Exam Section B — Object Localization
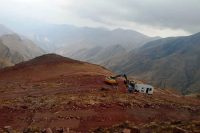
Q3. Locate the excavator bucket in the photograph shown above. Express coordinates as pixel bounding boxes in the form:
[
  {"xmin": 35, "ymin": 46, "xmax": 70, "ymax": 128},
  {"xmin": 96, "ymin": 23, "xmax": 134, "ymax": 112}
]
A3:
[{"xmin": 104, "ymin": 76, "xmax": 118, "ymax": 85}]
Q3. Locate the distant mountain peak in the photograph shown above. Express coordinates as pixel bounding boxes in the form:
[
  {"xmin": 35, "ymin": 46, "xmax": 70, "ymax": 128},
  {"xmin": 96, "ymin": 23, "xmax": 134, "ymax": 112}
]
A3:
[
  {"xmin": 112, "ymin": 28, "xmax": 146, "ymax": 35},
  {"xmin": 191, "ymin": 32, "xmax": 200, "ymax": 38}
]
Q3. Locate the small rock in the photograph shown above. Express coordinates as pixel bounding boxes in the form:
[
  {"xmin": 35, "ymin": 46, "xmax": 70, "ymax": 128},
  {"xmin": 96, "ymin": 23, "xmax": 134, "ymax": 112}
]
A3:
[
  {"xmin": 46, "ymin": 128, "xmax": 53, "ymax": 133},
  {"xmin": 56, "ymin": 127, "xmax": 64, "ymax": 133},
  {"xmin": 66, "ymin": 128, "xmax": 70, "ymax": 133},
  {"xmin": 124, "ymin": 120, "xmax": 130, "ymax": 126},
  {"xmin": 171, "ymin": 120, "xmax": 182, "ymax": 125},
  {"xmin": 122, "ymin": 128, "xmax": 131, "ymax": 133},
  {"xmin": 144, "ymin": 103, "xmax": 151, "ymax": 108},
  {"xmin": 100, "ymin": 87, "xmax": 110, "ymax": 91},
  {"xmin": 173, "ymin": 127, "xmax": 187, "ymax": 133},
  {"xmin": 21, "ymin": 105, "xmax": 28, "ymax": 109},
  {"xmin": 94, "ymin": 127, "xmax": 105, "ymax": 132},
  {"xmin": 23, "ymin": 128, "xmax": 30, "ymax": 133},
  {"xmin": 3, "ymin": 126, "xmax": 13, "ymax": 133},
  {"xmin": 41, "ymin": 129, "xmax": 47, "ymax": 133},
  {"xmin": 130, "ymin": 127, "xmax": 140, "ymax": 133}
]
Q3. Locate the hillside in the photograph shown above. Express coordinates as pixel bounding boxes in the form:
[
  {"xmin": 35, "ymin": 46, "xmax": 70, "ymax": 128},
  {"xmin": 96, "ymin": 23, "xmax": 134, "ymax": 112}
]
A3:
[
  {"xmin": 0, "ymin": 54, "xmax": 112, "ymax": 81},
  {"xmin": 0, "ymin": 54, "xmax": 200, "ymax": 132},
  {"xmin": 109, "ymin": 32, "xmax": 200, "ymax": 94},
  {"xmin": 0, "ymin": 41, "xmax": 24, "ymax": 68},
  {"xmin": 0, "ymin": 34, "xmax": 44, "ymax": 68},
  {"xmin": 62, "ymin": 44, "xmax": 127, "ymax": 65}
]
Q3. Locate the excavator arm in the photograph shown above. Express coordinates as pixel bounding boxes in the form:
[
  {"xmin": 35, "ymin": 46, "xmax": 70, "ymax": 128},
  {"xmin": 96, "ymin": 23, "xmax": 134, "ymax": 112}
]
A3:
[
  {"xmin": 110, "ymin": 74, "xmax": 125, "ymax": 79},
  {"xmin": 105, "ymin": 74, "xmax": 128, "ymax": 85},
  {"xmin": 104, "ymin": 74, "xmax": 136, "ymax": 93}
]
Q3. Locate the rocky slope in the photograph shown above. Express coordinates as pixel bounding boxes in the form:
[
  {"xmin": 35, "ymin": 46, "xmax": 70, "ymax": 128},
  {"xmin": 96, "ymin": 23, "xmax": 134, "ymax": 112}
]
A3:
[
  {"xmin": 108, "ymin": 32, "xmax": 200, "ymax": 94},
  {"xmin": 0, "ymin": 54, "xmax": 200, "ymax": 132}
]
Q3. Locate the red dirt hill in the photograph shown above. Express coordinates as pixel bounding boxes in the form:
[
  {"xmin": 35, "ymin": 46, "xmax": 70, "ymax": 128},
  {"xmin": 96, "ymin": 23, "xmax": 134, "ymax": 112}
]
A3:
[
  {"xmin": 0, "ymin": 54, "xmax": 200, "ymax": 132},
  {"xmin": 0, "ymin": 54, "xmax": 112, "ymax": 81}
]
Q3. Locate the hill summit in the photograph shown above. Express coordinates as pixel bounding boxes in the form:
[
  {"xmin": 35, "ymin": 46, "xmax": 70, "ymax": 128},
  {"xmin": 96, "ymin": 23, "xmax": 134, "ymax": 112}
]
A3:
[
  {"xmin": 0, "ymin": 54, "xmax": 112, "ymax": 81},
  {"xmin": 15, "ymin": 53, "xmax": 82, "ymax": 67}
]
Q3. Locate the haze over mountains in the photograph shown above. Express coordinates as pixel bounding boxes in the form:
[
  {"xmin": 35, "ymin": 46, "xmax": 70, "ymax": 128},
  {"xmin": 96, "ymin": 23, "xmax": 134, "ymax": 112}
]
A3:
[
  {"xmin": 0, "ymin": 25, "xmax": 44, "ymax": 68},
  {"xmin": 109, "ymin": 32, "xmax": 200, "ymax": 94},
  {"xmin": 1, "ymin": 23, "xmax": 200, "ymax": 94},
  {"xmin": 1, "ymin": 0, "xmax": 200, "ymax": 132},
  {"xmin": 12, "ymin": 23, "xmax": 160, "ymax": 52},
  {"xmin": 0, "ymin": 24, "xmax": 13, "ymax": 36},
  {"xmin": 10, "ymin": 23, "xmax": 159, "ymax": 65}
]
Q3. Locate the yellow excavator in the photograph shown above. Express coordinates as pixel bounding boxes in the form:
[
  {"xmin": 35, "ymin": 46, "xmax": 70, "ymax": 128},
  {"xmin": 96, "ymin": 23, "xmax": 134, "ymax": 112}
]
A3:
[{"xmin": 105, "ymin": 74, "xmax": 136, "ymax": 93}]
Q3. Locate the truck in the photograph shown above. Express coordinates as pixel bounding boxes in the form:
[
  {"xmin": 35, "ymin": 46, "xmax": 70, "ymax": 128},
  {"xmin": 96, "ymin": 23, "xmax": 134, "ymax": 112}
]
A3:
[{"xmin": 135, "ymin": 84, "xmax": 154, "ymax": 94}]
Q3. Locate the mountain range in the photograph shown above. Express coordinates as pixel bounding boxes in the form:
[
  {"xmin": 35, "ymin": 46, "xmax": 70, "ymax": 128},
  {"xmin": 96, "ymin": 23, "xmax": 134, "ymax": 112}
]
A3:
[
  {"xmin": 10, "ymin": 23, "xmax": 159, "ymax": 64},
  {"xmin": 0, "ymin": 23, "xmax": 200, "ymax": 131},
  {"xmin": 108, "ymin": 32, "xmax": 200, "ymax": 94},
  {"xmin": 1, "ymin": 23, "xmax": 200, "ymax": 94}
]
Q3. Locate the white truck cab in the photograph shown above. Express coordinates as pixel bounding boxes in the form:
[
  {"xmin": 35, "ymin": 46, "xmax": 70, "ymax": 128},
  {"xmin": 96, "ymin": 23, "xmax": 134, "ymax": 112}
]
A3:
[{"xmin": 135, "ymin": 84, "xmax": 154, "ymax": 94}]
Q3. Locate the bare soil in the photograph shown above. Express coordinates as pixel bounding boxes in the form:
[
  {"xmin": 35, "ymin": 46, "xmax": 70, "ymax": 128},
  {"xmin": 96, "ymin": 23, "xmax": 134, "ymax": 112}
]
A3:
[{"xmin": 0, "ymin": 54, "xmax": 200, "ymax": 132}]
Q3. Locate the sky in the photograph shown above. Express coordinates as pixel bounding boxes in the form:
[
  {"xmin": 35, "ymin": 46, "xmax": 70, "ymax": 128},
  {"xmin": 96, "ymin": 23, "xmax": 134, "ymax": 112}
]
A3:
[{"xmin": 0, "ymin": 0, "xmax": 200, "ymax": 37}]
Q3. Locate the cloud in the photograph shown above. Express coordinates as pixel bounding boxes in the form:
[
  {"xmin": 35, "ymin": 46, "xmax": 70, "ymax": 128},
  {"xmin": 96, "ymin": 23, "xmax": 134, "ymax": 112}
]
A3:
[
  {"xmin": 0, "ymin": 0, "xmax": 199, "ymax": 37},
  {"xmin": 64, "ymin": 0, "xmax": 200, "ymax": 34}
]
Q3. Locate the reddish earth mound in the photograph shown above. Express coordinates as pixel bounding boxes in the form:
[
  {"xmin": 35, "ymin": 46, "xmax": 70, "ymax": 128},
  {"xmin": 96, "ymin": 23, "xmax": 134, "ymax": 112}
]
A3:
[
  {"xmin": 0, "ymin": 54, "xmax": 113, "ymax": 81},
  {"xmin": 0, "ymin": 54, "xmax": 200, "ymax": 132}
]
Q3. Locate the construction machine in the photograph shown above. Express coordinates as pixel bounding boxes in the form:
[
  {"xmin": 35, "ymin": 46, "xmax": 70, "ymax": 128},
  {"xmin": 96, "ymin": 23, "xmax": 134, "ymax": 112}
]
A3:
[
  {"xmin": 104, "ymin": 74, "xmax": 136, "ymax": 93},
  {"xmin": 105, "ymin": 74, "xmax": 124, "ymax": 85}
]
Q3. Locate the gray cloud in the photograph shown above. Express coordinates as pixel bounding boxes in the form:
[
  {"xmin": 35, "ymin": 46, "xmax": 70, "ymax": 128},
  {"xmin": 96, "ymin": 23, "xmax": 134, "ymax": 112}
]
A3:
[
  {"xmin": 69, "ymin": 0, "xmax": 200, "ymax": 33},
  {"xmin": 0, "ymin": 0, "xmax": 200, "ymax": 36}
]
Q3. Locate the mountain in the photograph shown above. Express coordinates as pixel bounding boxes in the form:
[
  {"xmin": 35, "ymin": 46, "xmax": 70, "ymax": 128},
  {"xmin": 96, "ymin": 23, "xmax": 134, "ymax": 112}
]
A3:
[
  {"xmin": 109, "ymin": 32, "xmax": 200, "ymax": 94},
  {"xmin": 0, "ymin": 54, "xmax": 200, "ymax": 132},
  {"xmin": 86, "ymin": 44, "xmax": 127, "ymax": 64},
  {"xmin": 59, "ymin": 44, "xmax": 127, "ymax": 65},
  {"xmin": 0, "ymin": 34, "xmax": 44, "ymax": 68},
  {"xmin": 0, "ymin": 41, "xmax": 24, "ymax": 68},
  {"xmin": 53, "ymin": 26, "xmax": 159, "ymax": 63},
  {"xmin": 12, "ymin": 24, "xmax": 159, "ymax": 52},
  {"xmin": 0, "ymin": 24, "xmax": 13, "ymax": 36},
  {"xmin": 11, "ymin": 23, "xmax": 160, "ymax": 64}
]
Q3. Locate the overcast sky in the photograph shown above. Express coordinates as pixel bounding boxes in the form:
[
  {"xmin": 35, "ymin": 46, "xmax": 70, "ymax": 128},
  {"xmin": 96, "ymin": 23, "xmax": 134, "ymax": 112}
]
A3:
[{"xmin": 0, "ymin": 0, "xmax": 200, "ymax": 37}]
